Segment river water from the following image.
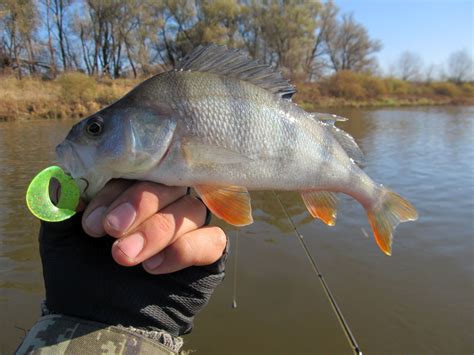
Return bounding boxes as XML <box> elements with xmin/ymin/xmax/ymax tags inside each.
<box><xmin>0</xmin><ymin>107</ymin><xmax>472</xmax><ymax>354</ymax></box>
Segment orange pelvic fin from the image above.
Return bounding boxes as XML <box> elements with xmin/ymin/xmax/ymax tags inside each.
<box><xmin>368</xmin><ymin>189</ymin><xmax>418</xmax><ymax>256</ymax></box>
<box><xmin>301</xmin><ymin>191</ymin><xmax>338</xmax><ymax>226</ymax></box>
<box><xmin>194</xmin><ymin>185</ymin><xmax>253</xmax><ymax>227</ymax></box>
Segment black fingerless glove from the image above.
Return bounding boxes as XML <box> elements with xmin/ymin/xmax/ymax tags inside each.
<box><xmin>39</xmin><ymin>213</ymin><xmax>227</xmax><ymax>336</ymax></box>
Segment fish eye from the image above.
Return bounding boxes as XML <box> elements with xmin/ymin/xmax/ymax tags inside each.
<box><xmin>85</xmin><ymin>116</ymin><xmax>104</xmax><ymax>137</ymax></box>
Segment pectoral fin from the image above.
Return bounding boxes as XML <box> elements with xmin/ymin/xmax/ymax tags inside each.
<box><xmin>301</xmin><ymin>191</ymin><xmax>338</xmax><ymax>226</ymax></box>
<box><xmin>195</xmin><ymin>185</ymin><xmax>253</xmax><ymax>226</ymax></box>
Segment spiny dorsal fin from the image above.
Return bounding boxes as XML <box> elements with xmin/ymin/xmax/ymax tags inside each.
<box><xmin>322</xmin><ymin>122</ymin><xmax>365</xmax><ymax>164</ymax></box>
<box><xmin>175</xmin><ymin>45</ymin><xmax>296</xmax><ymax>98</ymax></box>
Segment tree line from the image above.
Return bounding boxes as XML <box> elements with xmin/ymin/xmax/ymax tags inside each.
<box><xmin>0</xmin><ymin>0</ymin><xmax>384</xmax><ymax>80</ymax></box>
<box><xmin>389</xmin><ymin>49</ymin><xmax>472</xmax><ymax>84</ymax></box>
<box><xmin>0</xmin><ymin>0</ymin><xmax>471</xmax><ymax>83</ymax></box>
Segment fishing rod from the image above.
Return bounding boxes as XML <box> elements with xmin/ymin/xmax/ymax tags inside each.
<box><xmin>231</xmin><ymin>228</ymin><xmax>239</xmax><ymax>309</ymax></box>
<box><xmin>273</xmin><ymin>192</ymin><xmax>362</xmax><ymax>355</ymax></box>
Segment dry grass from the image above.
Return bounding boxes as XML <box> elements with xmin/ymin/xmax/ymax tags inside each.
<box><xmin>0</xmin><ymin>73</ymin><xmax>138</xmax><ymax>121</ymax></box>
<box><xmin>0</xmin><ymin>72</ymin><xmax>473</xmax><ymax>120</ymax></box>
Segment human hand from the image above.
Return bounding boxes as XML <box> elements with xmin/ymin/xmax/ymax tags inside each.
<box><xmin>40</xmin><ymin>180</ymin><xmax>228</xmax><ymax>336</ymax></box>
<box><xmin>81</xmin><ymin>180</ymin><xmax>227</xmax><ymax>274</ymax></box>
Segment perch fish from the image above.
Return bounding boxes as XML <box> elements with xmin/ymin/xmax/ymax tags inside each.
<box><xmin>56</xmin><ymin>45</ymin><xmax>418</xmax><ymax>255</ymax></box>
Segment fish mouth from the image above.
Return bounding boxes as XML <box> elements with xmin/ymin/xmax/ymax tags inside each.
<box><xmin>79</xmin><ymin>177</ymin><xmax>89</xmax><ymax>194</ymax></box>
<box><xmin>56</xmin><ymin>140</ymin><xmax>91</xmax><ymax>195</ymax></box>
<box><xmin>62</xmin><ymin>171</ymin><xmax>89</xmax><ymax>196</ymax></box>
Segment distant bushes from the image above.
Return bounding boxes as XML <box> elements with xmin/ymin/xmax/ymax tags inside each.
<box><xmin>293</xmin><ymin>70</ymin><xmax>473</xmax><ymax>108</ymax></box>
<box><xmin>383</xmin><ymin>77</ymin><xmax>410</xmax><ymax>95</ymax></box>
<box><xmin>58</xmin><ymin>72</ymin><xmax>97</xmax><ymax>104</ymax></box>
<box><xmin>460</xmin><ymin>83</ymin><xmax>474</xmax><ymax>95</ymax></box>
<box><xmin>319</xmin><ymin>71</ymin><xmax>426</xmax><ymax>100</ymax></box>
<box><xmin>362</xmin><ymin>75</ymin><xmax>387</xmax><ymax>99</ymax></box>
<box><xmin>324</xmin><ymin>71</ymin><xmax>366</xmax><ymax>100</ymax></box>
<box><xmin>320</xmin><ymin>71</ymin><xmax>386</xmax><ymax>100</ymax></box>
<box><xmin>430</xmin><ymin>82</ymin><xmax>462</xmax><ymax>97</ymax></box>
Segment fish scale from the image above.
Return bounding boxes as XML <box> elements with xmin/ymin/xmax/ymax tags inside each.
<box><xmin>56</xmin><ymin>45</ymin><xmax>417</xmax><ymax>255</ymax></box>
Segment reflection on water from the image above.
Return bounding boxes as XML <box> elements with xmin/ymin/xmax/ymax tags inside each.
<box><xmin>1</xmin><ymin>107</ymin><xmax>473</xmax><ymax>354</ymax></box>
<box><xmin>252</xmin><ymin>191</ymin><xmax>314</xmax><ymax>233</ymax></box>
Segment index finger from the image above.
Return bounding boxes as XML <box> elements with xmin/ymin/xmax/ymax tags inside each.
<box><xmin>82</xmin><ymin>179</ymin><xmax>135</xmax><ymax>236</ymax></box>
<box><xmin>103</xmin><ymin>182</ymin><xmax>187</xmax><ymax>238</ymax></box>
<box><xmin>111</xmin><ymin>195</ymin><xmax>208</xmax><ymax>266</ymax></box>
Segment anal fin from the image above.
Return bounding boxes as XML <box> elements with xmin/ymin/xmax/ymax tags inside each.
<box><xmin>301</xmin><ymin>191</ymin><xmax>338</xmax><ymax>226</ymax></box>
<box><xmin>195</xmin><ymin>185</ymin><xmax>253</xmax><ymax>227</ymax></box>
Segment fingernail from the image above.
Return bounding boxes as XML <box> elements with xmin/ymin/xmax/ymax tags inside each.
<box><xmin>116</xmin><ymin>233</ymin><xmax>144</xmax><ymax>260</ymax></box>
<box><xmin>84</xmin><ymin>206</ymin><xmax>107</xmax><ymax>236</ymax></box>
<box><xmin>144</xmin><ymin>253</ymin><xmax>165</xmax><ymax>271</ymax></box>
<box><xmin>106</xmin><ymin>202</ymin><xmax>136</xmax><ymax>233</ymax></box>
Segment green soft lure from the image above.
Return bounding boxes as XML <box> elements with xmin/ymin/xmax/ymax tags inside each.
<box><xmin>26</xmin><ymin>166</ymin><xmax>80</xmax><ymax>222</ymax></box>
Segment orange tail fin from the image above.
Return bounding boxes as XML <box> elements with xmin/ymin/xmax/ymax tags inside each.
<box><xmin>367</xmin><ymin>188</ymin><xmax>418</xmax><ymax>255</ymax></box>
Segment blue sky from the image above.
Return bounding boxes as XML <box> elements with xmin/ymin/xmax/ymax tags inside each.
<box><xmin>336</xmin><ymin>0</ymin><xmax>473</xmax><ymax>74</ymax></box>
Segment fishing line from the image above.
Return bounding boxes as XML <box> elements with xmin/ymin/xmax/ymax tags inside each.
<box><xmin>231</xmin><ymin>228</ymin><xmax>240</xmax><ymax>309</ymax></box>
<box><xmin>273</xmin><ymin>191</ymin><xmax>362</xmax><ymax>355</ymax></box>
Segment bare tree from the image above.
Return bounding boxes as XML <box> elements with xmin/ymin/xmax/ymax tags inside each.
<box><xmin>448</xmin><ymin>49</ymin><xmax>473</xmax><ymax>83</ymax></box>
<box><xmin>397</xmin><ymin>51</ymin><xmax>423</xmax><ymax>81</ymax></box>
<box><xmin>320</xmin><ymin>9</ymin><xmax>381</xmax><ymax>73</ymax></box>
<box><xmin>423</xmin><ymin>63</ymin><xmax>438</xmax><ymax>83</ymax></box>
<box><xmin>38</xmin><ymin>0</ymin><xmax>60</xmax><ymax>77</ymax></box>
<box><xmin>308</xmin><ymin>0</ymin><xmax>338</xmax><ymax>80</ymax></box>
<box><xmin>1</xmin><ymin>0</ymin><xmax>386</xmax><ymax>81</ymax></box>
<box><xmin>50</xmin><ymin>0</ymin><xmax>71</xmax><ymax>70</ymax></box>
<box><xmin>0</xmin><ymin>0</ymin><xmax>38</xmax><ymax>77</ymax></box>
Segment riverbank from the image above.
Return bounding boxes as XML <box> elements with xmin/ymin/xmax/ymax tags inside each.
<box><xmin>1</xmin><ymin>73</ymin><xmax>472</xmax><ymax>121</ymax></box>
<box><xmin>294</xmin><ymin>73</ymin><xmax>474</xmax><ymax>110</ymax></box>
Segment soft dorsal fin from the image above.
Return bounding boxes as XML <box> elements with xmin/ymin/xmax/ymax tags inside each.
<box><xmin>175</xmin><ymin>45</ymin><xmax>296</xmax><ymax>98</ymax></box>
<box><xmin>311</xmin><ymin>112</ymin><xmax>348</xmax><ymax>124</ymax></box>
<box><xmin>322</xmin><ymin>123</ymin><xmax>365</xmax><ymax>164</ymax></box>
<box><xmin>308</xmin><ymin>111</ymin><xmax>363</xmax><ymax>163</ymax></box>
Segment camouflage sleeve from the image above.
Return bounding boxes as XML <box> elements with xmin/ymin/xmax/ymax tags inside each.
<box><xmin>15</xmin><ymin>314</ymin><xmax>183</xmax><ymax>355</ymax></box>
